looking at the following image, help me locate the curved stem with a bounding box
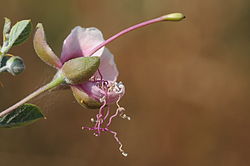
[86,17,162,57]
[0,66,8,73]
[86,13,185,57]
[0,74,65,117]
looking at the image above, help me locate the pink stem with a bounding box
[85,17,163,57]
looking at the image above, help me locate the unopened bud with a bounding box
[161,13,185,21]
[61,56,100,85]
[2,55,25,75]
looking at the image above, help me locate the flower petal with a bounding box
[60,26,105,63]
[93,48,119,81]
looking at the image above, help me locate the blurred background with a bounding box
[0,0,250,165]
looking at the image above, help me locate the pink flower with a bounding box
[1,13,185,156]
[61,28,130,156]
[61,27,125,107]
[33,24,129,156]
[4,13,184,156]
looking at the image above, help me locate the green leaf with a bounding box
[10,20,32,46]
[0,103,44,128]
[1,20,32,53]
[3,17,11,38]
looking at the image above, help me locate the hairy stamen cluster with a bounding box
[82,74,130,156]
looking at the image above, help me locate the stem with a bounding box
[85,17,162,57]
[0,73,65,117]
[0,66,8,73]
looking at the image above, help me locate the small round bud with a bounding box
[161,13,185,21]
[5,56,25,75]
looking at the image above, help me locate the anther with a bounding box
[90,118,96,123]
[122,152,128,157]
[120,114,131,120]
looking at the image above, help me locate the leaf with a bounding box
[10,20,32,46]
[0,103,44,128]
[1,20,32,53]
[3,17,11,38]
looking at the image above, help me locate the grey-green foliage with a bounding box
[1,19,32,54]
[3,17,11,37]
[0,104,44,128]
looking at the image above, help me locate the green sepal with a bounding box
[0,103,44,128]
[71,86,102,109]
[61,56,100,84]
[33,23,62,68]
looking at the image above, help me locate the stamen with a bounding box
[103,104,110,120]
[90,118,96,123]
[116,95,131,121]
[82,74,129,156]
[107,129,128,157]
[106,105,120,127]
[95,98,106,136]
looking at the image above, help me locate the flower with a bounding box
[61,27,130,153]
[3,13,185,156]
[62,27,129,156]
[0,12,185,156]
[61,27,125,107]
[34,24,129,156]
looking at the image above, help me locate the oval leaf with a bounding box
[0,103,44,128]
[11,20,32,46]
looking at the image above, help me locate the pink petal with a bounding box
[60,26,105,63]
[94,48,119,81]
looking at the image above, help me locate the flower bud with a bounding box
[161,13,185,21]
[61,56,100,85]
[1,54,25,75]
[71,86,102,109]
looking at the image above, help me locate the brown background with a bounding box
[0,0,250,166]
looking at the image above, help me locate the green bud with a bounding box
[161,13,185,21]
[71,86,102,109]
[61,56,100,85]
[5,56,25,75]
